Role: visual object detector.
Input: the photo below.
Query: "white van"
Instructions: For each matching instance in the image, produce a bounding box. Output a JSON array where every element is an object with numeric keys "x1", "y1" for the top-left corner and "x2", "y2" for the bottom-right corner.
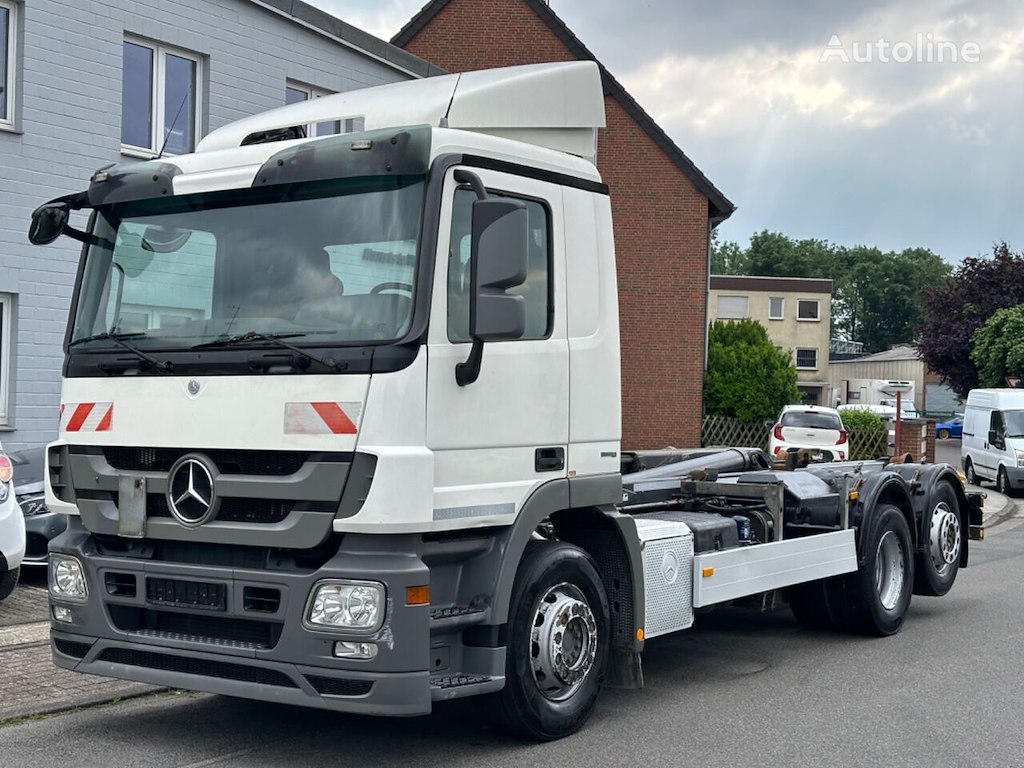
[{"x1": 961, "y1": 388, "x2": 1024, "y2": 494}]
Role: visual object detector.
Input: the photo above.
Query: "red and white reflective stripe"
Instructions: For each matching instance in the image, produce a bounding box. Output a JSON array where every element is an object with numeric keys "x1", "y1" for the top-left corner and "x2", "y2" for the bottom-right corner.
[
  {"x1": 61, "y1": 402, "x2": 113, "y2": 432},
  {"x1": 284, "y1": 402, "x2": 361, "y2": 435}
]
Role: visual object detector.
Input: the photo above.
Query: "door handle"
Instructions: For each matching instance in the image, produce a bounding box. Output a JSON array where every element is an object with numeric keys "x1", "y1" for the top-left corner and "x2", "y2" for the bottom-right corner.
[{"x1": 535, "y1": 447, "x2": 565, "y2": 472}]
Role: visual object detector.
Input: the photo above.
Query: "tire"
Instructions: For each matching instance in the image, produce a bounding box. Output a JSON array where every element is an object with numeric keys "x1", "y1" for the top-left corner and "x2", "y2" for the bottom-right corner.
[
  {"x1": 997, "y1": 466, "x2": 1014, "y2": 496},
  {"x1": 785, "y1": 580, "x2": 837, "y2": 631},
  {"x1": 0, "y1": 567, "x2": 19, "y2": 602},
  {"x1": 828, "y1": 505, "x2": 913, "y2": 636},
  {"x1": 913, "y1": 482, "x2": 962, "y2": 596},
  {"x1": 486, "y1": 541, "x2": 609, "y2": 741},
  {"x1": 964, "y1": 459, "x2": 979, "y2": 486},
  {"x1": 938, "y1": 428, "x2": 950, "y2": 440}
]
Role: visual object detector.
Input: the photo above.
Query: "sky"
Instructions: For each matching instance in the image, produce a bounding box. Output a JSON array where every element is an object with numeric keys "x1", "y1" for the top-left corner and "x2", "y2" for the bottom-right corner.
[{"x1": 307, "y1": 0, "x2": 1024, "y2": 264}]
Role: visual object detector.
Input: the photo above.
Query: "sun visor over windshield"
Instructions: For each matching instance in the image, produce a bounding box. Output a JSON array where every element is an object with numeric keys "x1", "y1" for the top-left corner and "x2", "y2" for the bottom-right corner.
[
  {"x1": 252, "y1": 126, "x2": 431, "y2": 189},
  {"x1": 87, "y1": 162, "x2": 182, "y2": 207}
]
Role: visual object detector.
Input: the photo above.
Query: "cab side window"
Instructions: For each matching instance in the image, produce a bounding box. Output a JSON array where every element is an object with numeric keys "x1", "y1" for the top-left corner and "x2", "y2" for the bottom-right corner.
[
  {"x1": 991, "y1": 410, "x2": 1005, "y2": 439},
  {"x1": 448, "y1": 186, "x2": 551, "y2": 343}
]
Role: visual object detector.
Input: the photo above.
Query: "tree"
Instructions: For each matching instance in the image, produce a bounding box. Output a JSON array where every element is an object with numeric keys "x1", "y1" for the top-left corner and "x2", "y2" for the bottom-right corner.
[
  {"x1": 918, "y1": 244, "x2": 1024, "y2": 398},
  {"x1": 971, "y1": 305, "x2": 1024, "y2": 388},
  {"x1": 704, "y1": 319, "x2": 800, "y2": 420}
]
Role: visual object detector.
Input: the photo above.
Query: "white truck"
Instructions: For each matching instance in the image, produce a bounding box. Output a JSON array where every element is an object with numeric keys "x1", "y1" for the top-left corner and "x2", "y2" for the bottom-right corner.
[{"x1": 30, "y1": 62, "x2": 983, "y2": 740}]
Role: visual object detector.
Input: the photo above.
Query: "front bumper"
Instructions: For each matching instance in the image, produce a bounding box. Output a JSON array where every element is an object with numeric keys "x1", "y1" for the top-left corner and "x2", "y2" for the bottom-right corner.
[{"x1": 48, "y1": 521, "x2": 436, "y2": 716}]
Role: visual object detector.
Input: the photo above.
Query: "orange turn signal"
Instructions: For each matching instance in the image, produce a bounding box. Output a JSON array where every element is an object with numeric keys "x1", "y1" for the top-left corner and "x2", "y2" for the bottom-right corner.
[
  {"x1": 701, "y1": 567, "x2": 715, "y2": 578},
  {"x1": 406, "y1": 586, "x2": 430, "y2": 606},
  {"x1": 636, "y1": 628, "x2": 645, "y2": 641}
]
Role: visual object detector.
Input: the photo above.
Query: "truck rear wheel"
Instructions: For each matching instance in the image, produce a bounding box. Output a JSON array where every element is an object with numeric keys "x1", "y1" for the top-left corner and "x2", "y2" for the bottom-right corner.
[
  {"x1": 829, "y1": 505, "x2": 913, "y2": 636},
  {"x1": 486, "y1": 540, "x2": 609, "y2": 741},
  {"x1": 913, "y1": 482, "x2": 961, "y2": 596}
]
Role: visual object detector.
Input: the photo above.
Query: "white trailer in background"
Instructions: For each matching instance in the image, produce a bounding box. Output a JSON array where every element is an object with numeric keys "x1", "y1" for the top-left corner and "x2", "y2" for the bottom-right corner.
[{"x1": 30, "y1": 62, "x2": 983, "y2": 740}]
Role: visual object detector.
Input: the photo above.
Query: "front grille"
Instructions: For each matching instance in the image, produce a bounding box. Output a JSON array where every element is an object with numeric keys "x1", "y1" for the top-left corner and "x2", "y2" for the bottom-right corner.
[
  {"x1": 97, "y1": 648, "x2": 297, "y2": 688},
  {"x1": 108, "y1": 605, "x2": 282, "y2": 649},
  {"x1": 305, "y1": 676, "x2": 373, "y2": 696},
  {"x1": 146, "y1": 577, "x2": 226, "y2": 611},
  {"x1": 102, "y1": 447, "x2": 310, "y2": 476},
  {"x1": 148, "y1": 494, "x2": 294, "y2": 524},
  {"x1": 54, "y1": 638, "x2": 93, "y2": 659}
]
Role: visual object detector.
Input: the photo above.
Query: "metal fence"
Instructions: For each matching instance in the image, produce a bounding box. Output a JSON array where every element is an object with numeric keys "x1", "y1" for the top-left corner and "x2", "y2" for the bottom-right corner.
[{"x1": 701, "y1": 416, "x2": 889, "y2": 461}]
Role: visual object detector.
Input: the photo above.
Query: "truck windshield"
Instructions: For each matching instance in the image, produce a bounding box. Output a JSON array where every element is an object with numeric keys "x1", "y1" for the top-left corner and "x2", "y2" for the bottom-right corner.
[{"x1": 70, "y1": 176, "x2": 424, "y2": 350}]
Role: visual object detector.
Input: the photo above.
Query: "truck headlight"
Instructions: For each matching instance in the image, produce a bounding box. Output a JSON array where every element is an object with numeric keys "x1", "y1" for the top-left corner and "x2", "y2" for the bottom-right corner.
[
  {"x1": 49, "y1": 554, "x2": 88, "y2": 601},
  {"x1": 1016, "y1": 450, "x2": 1024, "y2": 468},
  {"x1": 305, "y1": 580, "x2": 385, "y2": 632}
]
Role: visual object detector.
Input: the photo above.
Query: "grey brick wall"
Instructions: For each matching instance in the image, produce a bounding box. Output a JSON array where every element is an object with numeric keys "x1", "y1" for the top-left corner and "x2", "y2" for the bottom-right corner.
[{"x1": 0, "y1": 0, "x2": 422, "y2": 450}]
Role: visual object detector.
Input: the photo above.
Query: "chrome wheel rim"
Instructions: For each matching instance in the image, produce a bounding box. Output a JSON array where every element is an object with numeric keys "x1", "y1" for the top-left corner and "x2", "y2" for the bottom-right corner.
[
  {"x1": 530, "y1": 583, "x2": 598, "y2": 702},
  {"x1": 929, "y1": 502, "x2": 961, "y2": 574},
  {"x1": 875, "y1": 530, "x2": 906, "y2": 611}
]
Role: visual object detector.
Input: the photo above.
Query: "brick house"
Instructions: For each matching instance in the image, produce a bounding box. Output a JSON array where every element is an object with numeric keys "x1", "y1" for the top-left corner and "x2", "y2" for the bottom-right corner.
[{"x1": 393, "y1": 0, "x2": 735, "y2": 450}]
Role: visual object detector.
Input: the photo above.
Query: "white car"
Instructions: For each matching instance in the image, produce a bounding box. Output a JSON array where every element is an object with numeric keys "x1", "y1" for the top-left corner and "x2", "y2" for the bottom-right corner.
[
  {"x1": 769, "y1": 405, "x2": 849, "y2": 462},
  {"x1": 0, "y1": 442, "x2": 26, "y2": 601}
]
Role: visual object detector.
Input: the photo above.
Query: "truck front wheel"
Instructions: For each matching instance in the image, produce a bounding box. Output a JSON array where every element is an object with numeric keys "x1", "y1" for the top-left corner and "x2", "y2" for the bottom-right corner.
[
  {"x1": 913, "y1": 482, "x2": 962, "y2": 596},
  {"x1": 487, "y1": 540, "x2": 609, "y2": 741}
]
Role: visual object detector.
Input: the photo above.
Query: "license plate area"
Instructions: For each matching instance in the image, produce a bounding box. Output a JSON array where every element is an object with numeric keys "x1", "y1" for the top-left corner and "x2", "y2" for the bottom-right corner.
[{"x1": 146, "y1": 577, "x2": 227, "y2": 612}]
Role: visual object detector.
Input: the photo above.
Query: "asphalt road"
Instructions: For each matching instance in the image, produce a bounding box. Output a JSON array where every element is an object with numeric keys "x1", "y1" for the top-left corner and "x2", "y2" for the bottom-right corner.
[{"x1": 2, "y1": 511, "x2": 1022, "y2": 767}]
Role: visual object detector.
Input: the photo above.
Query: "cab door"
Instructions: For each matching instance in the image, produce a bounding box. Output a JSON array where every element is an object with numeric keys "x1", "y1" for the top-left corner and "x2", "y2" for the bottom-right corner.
[{"x1": 424, "y1": 166, "x2": 568, "y2": 527}]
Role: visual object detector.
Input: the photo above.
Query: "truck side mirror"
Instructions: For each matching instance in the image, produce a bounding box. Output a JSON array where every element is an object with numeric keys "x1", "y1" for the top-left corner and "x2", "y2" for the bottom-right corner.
[
  {"x1": 470, "y1": 197, "x2": 528, "y2": 341},
  {"x1": 453, "y1": 169, "x2": 530, "y2": 387},
  {"x1": 988, "y1": 430, "x2": 1004, "y2": 450},
  {"x1": 28, "y1": 201, "x2": 71, "y2": 245}
]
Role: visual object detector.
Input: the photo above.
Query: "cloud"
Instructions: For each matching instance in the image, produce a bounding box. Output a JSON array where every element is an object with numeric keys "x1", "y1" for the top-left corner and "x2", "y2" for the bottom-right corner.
[{"x1": 619, "y1": 2, "x2": 1023, "y2": 136}]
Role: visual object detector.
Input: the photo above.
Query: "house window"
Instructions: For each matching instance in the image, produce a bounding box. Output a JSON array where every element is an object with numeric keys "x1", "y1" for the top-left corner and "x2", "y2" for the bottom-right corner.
[
  {"x1": 797, "y1": 299, "x2": 820, "y2": 321},
  {"x1": 0, "y1": 0, "x2": 16, "y2": 128},
  {"x1": 448, "y1": 186, "x2": 551, "y2": 343},
  {"x1": 717, "y1": 295, "x2": 748, "y2": 319},
  {"x1": 795, "y1": 348, "x2": 818, "y2": 370},
  {"x1": 122, "y1": 37, "x2": 202, "y2": 156},
  {"x1": 0, "y1": 294, "x2": 12, "y2": 424},
  {"x1": 768, "y1": 296, "x2": 784, "y2": 320},
  {"x1": 285, "y1": 81, "x2": 365, "y2": 137}
]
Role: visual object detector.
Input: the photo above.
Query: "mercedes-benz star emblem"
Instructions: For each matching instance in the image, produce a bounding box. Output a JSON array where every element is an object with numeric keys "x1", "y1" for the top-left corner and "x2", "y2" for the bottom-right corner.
[{"x1": 166, "y1": 455, "x2": 219, "y2": 527}]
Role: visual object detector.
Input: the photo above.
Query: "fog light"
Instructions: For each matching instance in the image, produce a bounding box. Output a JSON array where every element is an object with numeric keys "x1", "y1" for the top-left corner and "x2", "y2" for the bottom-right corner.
[
  {"x1": 334, "y1": 641, "x2": 378, "y2": 660},
  {"x1": 305, "y1": 580, "x2": 385, "y2": 632},
  {"x1": 49, "y1": 554, "x2": 88, "y2": 602},
  {"x1": 53, "y1": 605, "x2": 73, "y2": 623}
]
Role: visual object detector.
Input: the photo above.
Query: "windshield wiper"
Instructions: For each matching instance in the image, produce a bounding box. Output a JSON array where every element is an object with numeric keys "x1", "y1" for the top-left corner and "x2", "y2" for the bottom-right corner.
[
  {"x1": 69, "y1": 331, "x2": 173, "y2": 373},
  {"x1": 192, "y1": 331, "x2": 344, "y2": 371}
]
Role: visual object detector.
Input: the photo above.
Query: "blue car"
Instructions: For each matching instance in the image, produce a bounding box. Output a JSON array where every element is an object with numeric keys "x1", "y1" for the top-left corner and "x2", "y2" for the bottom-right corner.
[{"x1": 935, "y1": 415, "x2": 963, "y2": 440}]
